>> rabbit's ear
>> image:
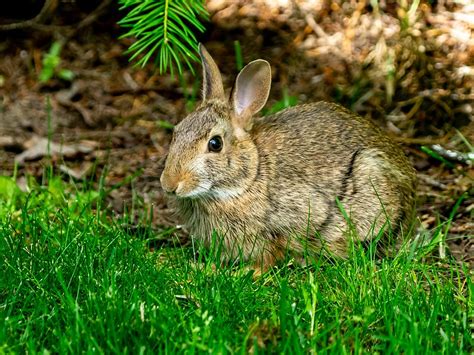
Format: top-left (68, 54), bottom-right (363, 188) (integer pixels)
top-left (199, 44), bottom-right (225, 101)
top-left (232, 60), bottom-right (271, 129)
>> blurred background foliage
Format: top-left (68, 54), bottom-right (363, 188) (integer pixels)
top-left (0, 0), bottom-right (471, 130)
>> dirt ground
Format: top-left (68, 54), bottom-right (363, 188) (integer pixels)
top-left (0, 1), bottom-right (472, 266)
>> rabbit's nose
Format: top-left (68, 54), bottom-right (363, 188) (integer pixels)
top-left (160, 173), bottom-right (178, 194)
top-left (164, 185), bottom-right (177, 195)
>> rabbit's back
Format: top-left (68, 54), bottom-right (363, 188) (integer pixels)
top-left (252, 101), bottom-right (416, 252)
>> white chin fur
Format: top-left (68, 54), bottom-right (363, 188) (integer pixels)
top-left (210, 186), bottom-right (244, 199)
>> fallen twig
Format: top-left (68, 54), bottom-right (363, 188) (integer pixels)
top-left (392, 137), bottom-right (447, 145)
top-left (417, 173), bottom-right (448, 190)
top-left (56, 83), bottom-right (96, 127)
top-left (430, 144), bottom-right (474, 165)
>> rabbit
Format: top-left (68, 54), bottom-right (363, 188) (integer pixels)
top-left (160, 44), bottom-right (417, 273)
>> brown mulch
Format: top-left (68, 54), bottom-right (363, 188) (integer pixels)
top-left (0, 1), bottom-right (472, 267)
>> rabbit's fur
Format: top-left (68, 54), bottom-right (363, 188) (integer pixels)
top-left (161, 44), bottom-right (416, 272)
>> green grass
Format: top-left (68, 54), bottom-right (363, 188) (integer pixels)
top-left (0, 175), bottom-right (472, 353)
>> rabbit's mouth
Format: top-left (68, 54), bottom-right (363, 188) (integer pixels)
top-left (161, 166), bottom-right (211, 198)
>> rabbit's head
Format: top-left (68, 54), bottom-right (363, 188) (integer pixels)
top-left (160, 44), bottom-right (271, 199)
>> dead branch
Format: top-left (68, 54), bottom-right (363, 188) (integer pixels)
top-left (430, 144), bottom-right (474, 165)
top-left (392, 136), bottom-right (448, 145)
top-left (0, 0), bottom-right (112, 35)
top-left (0, 0), bottom-right (58, 31)
top-left (417, 173), bottom-right (448, 190)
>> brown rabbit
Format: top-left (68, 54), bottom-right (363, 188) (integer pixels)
top-left (160, 44), bottom-right (416, 273)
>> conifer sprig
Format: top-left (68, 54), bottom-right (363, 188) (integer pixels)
top-left (118, 0), bottom-right (208, 75)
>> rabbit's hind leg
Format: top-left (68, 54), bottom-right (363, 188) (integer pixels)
top-left (249, 236), bottom-right (288, 277)
top-left (340, 149), bottom-right (401, 242)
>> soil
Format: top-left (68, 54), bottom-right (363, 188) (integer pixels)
top-left (0, 1), bottom-right (472, 267)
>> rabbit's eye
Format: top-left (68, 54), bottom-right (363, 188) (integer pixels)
top-left (208, 136), bottom-right (223, 152)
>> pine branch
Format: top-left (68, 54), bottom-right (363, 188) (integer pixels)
top-left (118, 0), bottom-right (208, 75)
